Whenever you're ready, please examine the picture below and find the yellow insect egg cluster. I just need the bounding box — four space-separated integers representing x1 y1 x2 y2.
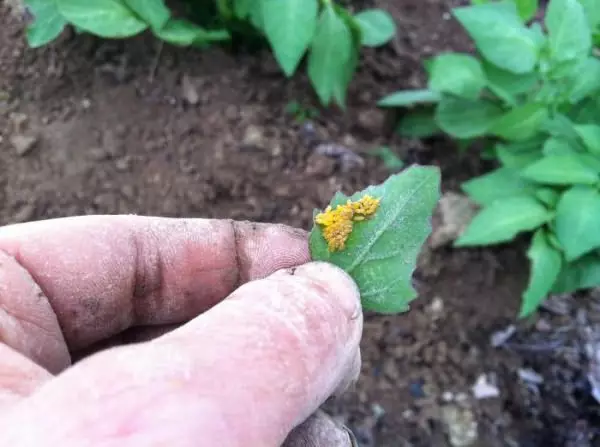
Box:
315 195 381 252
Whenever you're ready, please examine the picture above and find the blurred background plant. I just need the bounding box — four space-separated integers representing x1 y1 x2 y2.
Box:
379 0 600 317
22 0 397 108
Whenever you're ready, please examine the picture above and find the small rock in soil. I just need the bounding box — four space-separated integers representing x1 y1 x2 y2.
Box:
242 125 265 148
115 157 131 172
305 153 336 176
518 368 544 385
490 324 516 347
8 111 27 133
471 374 500 400
440 403 479 447
355 109 386 136
10 134 38 156
429 192 478 249
313 142 365 172
181 74 199 105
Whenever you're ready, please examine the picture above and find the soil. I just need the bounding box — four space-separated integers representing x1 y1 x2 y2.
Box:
2 1 600 446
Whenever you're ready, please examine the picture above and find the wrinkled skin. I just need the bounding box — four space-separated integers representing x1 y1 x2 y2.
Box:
0 215 362 446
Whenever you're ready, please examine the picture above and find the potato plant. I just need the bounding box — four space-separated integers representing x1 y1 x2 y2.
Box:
310 166 441 313
23 0 397 107
379 0 600 317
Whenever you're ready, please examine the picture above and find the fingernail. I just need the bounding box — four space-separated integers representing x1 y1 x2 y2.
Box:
293 262 361 319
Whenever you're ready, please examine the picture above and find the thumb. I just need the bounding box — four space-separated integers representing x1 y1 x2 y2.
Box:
0 262 363 447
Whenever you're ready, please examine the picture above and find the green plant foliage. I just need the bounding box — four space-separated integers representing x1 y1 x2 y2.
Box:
307 4 353 106
261 0 318 76
521 154 599 184
520 229 562 317
428 53 486 99
455 196 553 246
435 96 503 138
515 0 539 21
309 166 441 313
56 0 148 38
554 186 600 260
461 167 536 205
545 0 591 62
23 0 397 108
369 146 405 171
378 89 441 107
354 9 397 47
453 1 541 73
380 0 600 316
26 0 67 48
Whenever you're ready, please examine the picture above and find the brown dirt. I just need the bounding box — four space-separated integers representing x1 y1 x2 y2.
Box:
2 1 600 446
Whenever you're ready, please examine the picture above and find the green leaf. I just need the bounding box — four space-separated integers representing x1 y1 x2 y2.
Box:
122 0 170 30
575 124 600 155
555 186 600 261
542 137 576 156
378 89 441 107
331 6 361 108
579 0 600 29
428 53 486 99
396 108 440 138
455 196 552 246
567 57 600 103
308 5 353 105
520 229 562 317
233 0 252 19
521 154 599 185
309 166 441 313
154 19 230 46
496 143 543 168
545 0 591 62
570 97 600 124
542 113 585 151
483 61 539 106
56 0 147 37
261 0 318 76
248 0 264 28
490 103 548 141
452 1 540 73
535 187 561 207
461 167 536 205
435 96 503 139
552 253 600 293
514 0 539 22
354 9 396 47
370 146 404 171
25 0 67 47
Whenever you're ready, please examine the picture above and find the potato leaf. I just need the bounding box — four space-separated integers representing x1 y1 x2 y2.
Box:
308 4 353 105
555 186 600 261
520 229 562 318
452 1 540 74
378 89 441 108
309 166 441 313
521 154 599 185
428 53 486 99
546 0 591 63
455 196 552 246
56 0 148 38
354 9 396 47
25 0 67 48
261 0 318 76
461 167 536 206
552 253 600 293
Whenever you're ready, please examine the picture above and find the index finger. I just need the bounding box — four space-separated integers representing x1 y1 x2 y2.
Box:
0 216 310 354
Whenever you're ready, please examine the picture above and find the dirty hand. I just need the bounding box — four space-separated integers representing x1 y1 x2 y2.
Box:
0 216 362 446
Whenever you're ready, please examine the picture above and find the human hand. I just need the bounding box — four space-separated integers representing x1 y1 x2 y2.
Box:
0 215 362 446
